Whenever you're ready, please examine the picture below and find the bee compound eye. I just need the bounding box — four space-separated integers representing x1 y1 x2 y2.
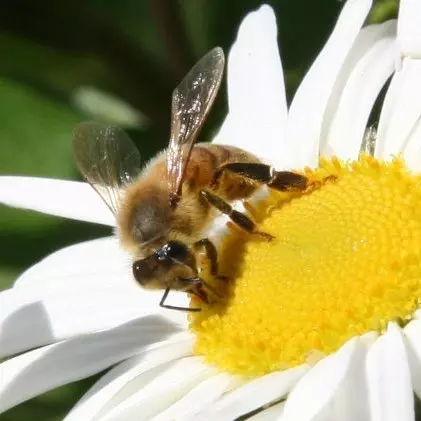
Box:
161 241 189 262
132 260 148 286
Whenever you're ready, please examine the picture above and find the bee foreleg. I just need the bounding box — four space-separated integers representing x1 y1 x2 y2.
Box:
159 286 202 312
184 276 224 300
200 190 274 240
212 163 308 192
192 238 223 278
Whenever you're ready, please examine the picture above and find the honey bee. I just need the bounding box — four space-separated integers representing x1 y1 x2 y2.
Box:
72 47 310 311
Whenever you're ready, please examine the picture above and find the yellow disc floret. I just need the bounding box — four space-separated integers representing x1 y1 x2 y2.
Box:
189 155 421 376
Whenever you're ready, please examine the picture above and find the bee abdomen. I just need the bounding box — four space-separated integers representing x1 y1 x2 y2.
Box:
193 143 262 201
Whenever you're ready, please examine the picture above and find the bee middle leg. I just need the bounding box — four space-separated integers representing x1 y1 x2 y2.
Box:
212 163 309 192
200 190 274 240
159 275 224 312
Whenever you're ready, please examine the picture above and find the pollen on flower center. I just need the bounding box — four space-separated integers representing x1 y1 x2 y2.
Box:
189 155 421 376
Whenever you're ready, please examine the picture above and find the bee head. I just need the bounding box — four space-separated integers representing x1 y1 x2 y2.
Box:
132 241 193 288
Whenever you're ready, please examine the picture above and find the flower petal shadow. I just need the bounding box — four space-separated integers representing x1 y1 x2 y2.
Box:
0 300 54 358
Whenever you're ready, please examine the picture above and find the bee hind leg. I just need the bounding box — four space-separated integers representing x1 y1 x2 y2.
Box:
212 163 309 192
200 190 274 241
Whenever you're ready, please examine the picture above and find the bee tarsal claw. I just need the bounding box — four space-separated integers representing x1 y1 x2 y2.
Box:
254 231 275 241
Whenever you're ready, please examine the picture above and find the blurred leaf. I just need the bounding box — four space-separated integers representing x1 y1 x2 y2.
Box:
180 0 215 55
0 218 110 275
88 0 167 62
0 0 176 125
2 375 101 421
0 267 19 290
0 34 111 101
0 79 84 177
368 0 399 24
72 86 148 128
0 78 88 232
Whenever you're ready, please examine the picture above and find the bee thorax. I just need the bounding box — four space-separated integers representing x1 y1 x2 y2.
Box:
131 197 170 244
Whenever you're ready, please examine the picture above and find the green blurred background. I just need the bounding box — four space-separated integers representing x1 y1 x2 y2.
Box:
0 0 397 419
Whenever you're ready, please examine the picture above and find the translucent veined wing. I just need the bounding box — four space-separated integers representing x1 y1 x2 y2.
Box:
72 121 141 215
167 47 225 208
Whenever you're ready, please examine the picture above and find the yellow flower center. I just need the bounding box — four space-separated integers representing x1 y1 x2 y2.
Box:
189 155 421 376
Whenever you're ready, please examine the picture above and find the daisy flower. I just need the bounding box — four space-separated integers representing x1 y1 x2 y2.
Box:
1 0 421 419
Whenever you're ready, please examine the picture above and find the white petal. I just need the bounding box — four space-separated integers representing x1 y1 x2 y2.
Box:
0 287 188 359
360 330 380 348
373 66 401 158
327 338 370 421
195 365 308 421
322 21 396 160
149 373 239 421
285 0 372 169
404 320 421 399
14 237 129 290
213 5 288 168
376 60 421 159
0 176 114 226
366 323 414 421
0 321 190 414
397 0 421 58
283 338 360 421
0 254 188 358
401 119 421 171
2 237 134 356
64 335 194 421
100 357 215 421
248 402 285 421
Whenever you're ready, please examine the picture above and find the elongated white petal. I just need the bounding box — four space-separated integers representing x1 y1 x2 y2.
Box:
404 320 421 399
283 338 360 421
100 357 215 421
2 237 135 356
248 402 285 421
398 0 421 58
366 323 414 421
14 237 128 290
1 273 188 359
64 335 194 421
213 5 288 168
373 67 401 157
323 21 396 160
376 59 421 159
0 176 114 226
414 309 421 320
0 323 189 414
152 374 239 421
327 338 370 421
360 331 379 347
286 0 372 169
322 19 397 157
402 119 421 171
195 365 308 421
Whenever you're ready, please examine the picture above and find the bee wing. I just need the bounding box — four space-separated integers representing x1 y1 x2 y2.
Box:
72 121 141 215
167 47 225 207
